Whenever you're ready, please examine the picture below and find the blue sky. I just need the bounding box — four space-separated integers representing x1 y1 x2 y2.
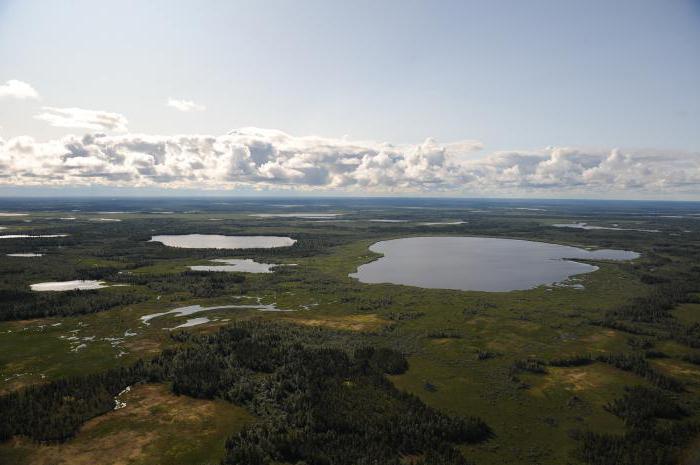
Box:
0 0 699 198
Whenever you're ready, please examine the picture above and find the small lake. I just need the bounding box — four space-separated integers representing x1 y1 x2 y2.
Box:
250 213 342 219
31 280 110 292
420 221 467 226
140 301 291 326
350 236 639 292
0 234 68 239
189 258 286 273
150 234 296 249
553 222 659 233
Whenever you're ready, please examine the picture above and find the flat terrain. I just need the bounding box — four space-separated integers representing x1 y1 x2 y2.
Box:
1 197 699 464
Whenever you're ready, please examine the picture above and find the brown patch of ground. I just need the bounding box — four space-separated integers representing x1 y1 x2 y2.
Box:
580 329 624 353
17 431 158 465
555 368 605 391
0 376 46 396
530 366 610 397
5 384 252 465
283 313 385 331
652 359 700 380
123 338 161 355
87 384 221 428
585 329 617 344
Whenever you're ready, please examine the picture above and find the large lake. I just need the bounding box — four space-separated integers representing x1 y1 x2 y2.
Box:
350 236 639 292
150 234 296 249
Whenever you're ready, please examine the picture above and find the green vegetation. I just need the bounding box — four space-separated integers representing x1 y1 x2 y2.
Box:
1 198 700 464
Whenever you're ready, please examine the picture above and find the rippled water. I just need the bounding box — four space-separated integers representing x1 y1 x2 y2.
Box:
350 236 639 292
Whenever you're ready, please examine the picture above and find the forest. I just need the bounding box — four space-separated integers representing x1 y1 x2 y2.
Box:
1 321 492 465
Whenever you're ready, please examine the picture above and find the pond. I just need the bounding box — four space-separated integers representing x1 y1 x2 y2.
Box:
150 234 296 249
189 258 286 273
553 222 659 233
0 234 68 239
30 280 110 292
349 236 639 292
172 317 211 329
140 301 292 326
420 221 467 226
250 213 342 219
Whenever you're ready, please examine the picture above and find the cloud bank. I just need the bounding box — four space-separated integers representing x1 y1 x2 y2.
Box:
34 107 128 132
0 127 698 197
0 80 39 99
167 98 205 112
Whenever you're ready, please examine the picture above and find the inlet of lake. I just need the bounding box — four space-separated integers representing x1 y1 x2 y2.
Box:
349 236 639 292
150 234 296 249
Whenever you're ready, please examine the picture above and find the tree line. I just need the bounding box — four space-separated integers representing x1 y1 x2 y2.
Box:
576 385 697 465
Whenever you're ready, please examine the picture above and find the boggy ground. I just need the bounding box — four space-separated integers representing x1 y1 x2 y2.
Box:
1 198 700 464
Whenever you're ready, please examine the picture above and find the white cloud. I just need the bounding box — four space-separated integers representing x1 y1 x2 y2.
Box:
0 79 39 99
34 107 128 132
167 98 205 112
0 127 698 197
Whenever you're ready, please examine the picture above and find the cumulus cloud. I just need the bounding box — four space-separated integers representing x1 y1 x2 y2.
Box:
0 79 39 99
34 107 128 132
167 98 205 112
0 127 698 196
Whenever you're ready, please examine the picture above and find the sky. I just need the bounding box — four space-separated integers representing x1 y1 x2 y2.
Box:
0 0 699 199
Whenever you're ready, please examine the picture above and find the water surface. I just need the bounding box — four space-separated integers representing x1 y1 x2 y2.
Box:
31 280 109 292
350 236 638 292
1 234 68 239
140 301 291 325
553 222 659 233
151 234 295 249
172 317 211 329
189 258 284 273
250 213 341 219
420 221 467 226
